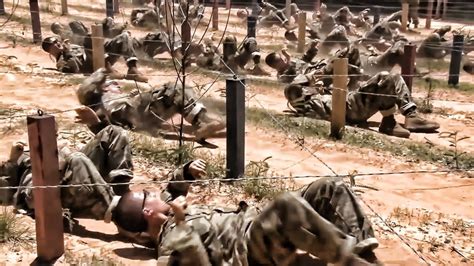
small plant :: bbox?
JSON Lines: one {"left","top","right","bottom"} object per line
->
{"left": 439, "top": 131, "right": 470, "bottom": 169}
{"left": 0, "top": 207, "right": 33, "bottom": 246}
{"left": 418, "top": 212, "right": 433, "bottom": 226}
{"left": 240, "top": 157, "right": 285, "bottom": 201}
{"left": 417, "top": 77, "right": 434, "bottom": 114}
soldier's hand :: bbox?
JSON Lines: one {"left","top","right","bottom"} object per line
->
{"left": 169, "top": 196, "right": 187, "bottom": 225}
{"left": 74, "top": 106, "right": 101, "bottom": 126}
{"left": 188, "top": 159, "right": 207, "bottom": 179}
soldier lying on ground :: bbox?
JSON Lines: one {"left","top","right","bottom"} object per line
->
{"left": 221, "top": 35, "right": 269, "bottom": 75}
{"left": 41, "top": 32, "right": 148, "bottom": 82}
{"left": 360, "top": 21, "right": 403, "bottom": 52}
{"left": 0, "top": 125, "right": 207, "bottom": 239}
{"left": 50, "top": 17, "right": 127, "bottom": 45}
{"left": 285, "top": 72, "right": 440, "bottom": 138}
{"left": 237, "top": 0, "right": 299, "bottom": 31}
{"left": 76, "top": 69, "right": 225, "bottom": 144}
{"left": 417, "top": 26, "right": 451, "bottom": 59}
{"left": 0, "top": 137, "right": 380, "bottom": 264}
{"left": 109, "top": 176, "right": 380, "bottom": 265}
{"left": 130, "top": 0, "right": 204, "bottom": 29}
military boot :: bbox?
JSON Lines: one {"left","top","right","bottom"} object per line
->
{"left": 105, "top": 58, "right": 125, "bottom": 80}
{"left": 126, "top": 58, "right": 148, "bottom": 83}
{"left": 404, "top": 111, "right": 440, "bottom": 132}
{"left": 379, "top": 115, "right": 410, "bottom": 138}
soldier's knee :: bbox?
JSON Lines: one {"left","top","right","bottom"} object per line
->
{"left": 301, "top": 177, "right": 341, "bottom": 200}
{"left": 67, "top": 152, "right": 90, "bottom": 168}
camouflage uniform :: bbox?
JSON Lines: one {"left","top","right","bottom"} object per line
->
{"left": 417, "top": 28, "right": 450, "bottom": 59}
{"left": 156, "top": 177, "right": 376, "bottom": 265}
{"left": 0, "top": 125, "right": 130, "bottom": 218}
{"left": 77, "top": 70, "right": 217, "bottom": 138}
{"left": 54, "top": 32, "right": 140, "bottom": 74}
{"left": 287, "top": 72, "right": 416, "bottom": 124}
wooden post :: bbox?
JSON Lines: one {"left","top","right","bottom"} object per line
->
{"left": 164, "top": 0, "right": 172, "bottom": 34}
{"left": 212, "top": 0, "right": 218, "bottom": 30}
{"left": 435, "top": 0, "right": 441, "bottom": 18}
{"left": 114, "top": 0, "right": 120, "bottom": 14}
{"left": 373, "top": 6, "right": 381, "bottom": 26}
{"left": 27, "top": 115, "right": 64, "bottom": 263}
{"left": 29, "top": 0, "right": 42, "bottom": 44}
{"left": 442, "top": 0, "right": 447, "bottom": 19}
{"left": 401, "top": 3, "right": 409, "bottom": 32}
{"left": 297, "top": 11, "right": 306, "bottom": 53}
{"left": 401, "top": 44, "right": 416, "bottom": 92}
{"left": 181, "top": 18, "right": 191, "bottom": 55}
{"left": 91, "top": 25, "right": 105, "bottom": 71}
{"left": 285, "top": 0, "right": 291, "bottom": 19}
{"left": 0, "top": 0, "right": 5, "bottom": 15}
{"left": 106, "top": 0, "right": 114, "bottom": 18}
{"left": 247, "top": 15, "right": 257, "bottom": 38}
{"left": 225, "top": 0, "right": 230, "bottom": 10}
{"left": 425, "top": 0, "right": 433, "bottom": 29}
{"left": 448, "top": 35, "right": 464, "bottom": 87}
{"left": 331, "top": 58, "right": 348, "bottom": 139}
{"left": 60, "top": 0, "right": 68, "bottom": 15}
{"left": 226, "top": 78, "right": 245, "bottom": 179}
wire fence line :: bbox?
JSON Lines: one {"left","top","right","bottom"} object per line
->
{"left": 0, "top": 168, "right": 472, "bottom": 190}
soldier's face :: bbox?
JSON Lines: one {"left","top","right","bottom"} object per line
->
{"left": 142, "top": 191, "right": 171, "bottom": 233}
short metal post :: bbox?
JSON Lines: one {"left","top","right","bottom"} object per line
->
{"left": 212, "top": 0, "right": 218, "bottom": 30}
{"left": 373, "top": 6, "right": 380, "bottom": 25}
{"left": 106, "top": 0, "right": 114, "bottom": 18}
{"left": 226, "top": 78, "right": 245, "bottom": 179}
{"left": 61, "top": 0, "right": 68, "bottom": 15}
{"left": 401, "top": 3, "right": 409, "bottom": 32}
{"left": 426, "top": 0, "right": 433, "bottom": 29}
{"left": 448, "top": 35, "right": 464, "bottom": 87}
{"left": 247, "top": 15, "right": 257, "bottom": 38}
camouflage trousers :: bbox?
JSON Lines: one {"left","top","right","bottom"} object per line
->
{"left": 247, "top": 177, "right": 375, "bottom": 264}
{"left": 0, "top": 125, "right": 130, "bottom": 219}
{"left": 299, "top": 72, "right": 415, "bottom": 124}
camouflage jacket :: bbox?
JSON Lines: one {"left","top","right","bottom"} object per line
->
{"left": 56, "top": 44, "right": 93, "bottom": 74}
{"left": 156, "top": 203, "right": 259, "bottom": 266}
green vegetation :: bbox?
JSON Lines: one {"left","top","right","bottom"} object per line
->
{"left": 0, "top": 207, "right": 33, "bottom": 246}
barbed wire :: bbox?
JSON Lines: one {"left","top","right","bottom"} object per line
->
{"left": 0, "top": 167, "right": 471, "bottom": 190}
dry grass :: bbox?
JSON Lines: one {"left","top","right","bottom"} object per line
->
{"left": 0, "top": 207, "right": 34, "bottom": 246}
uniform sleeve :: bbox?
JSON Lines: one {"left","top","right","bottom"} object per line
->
{"left": 56, "top": 54, "right": 82, "bottom": 73}
{"left": 158, "top": 223, "right": 211, "bottom": 265}
{"left": 160, "top": 162, "right": 195, "bottom": 202}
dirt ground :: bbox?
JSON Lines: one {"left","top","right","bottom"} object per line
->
{"left": 0, "top": 1, "right": 473, "bottom": 265}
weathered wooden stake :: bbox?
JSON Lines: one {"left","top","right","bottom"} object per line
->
{"left": 448, "top": 34, "right": 464, "bottom": 87}
{"left": 373, "top": 6, "right": 380, "bottom": 26}
{"left": 113, "top": 0, "right": 120, "bottom": 14}
{"left": 60, "top": 0, "right": 68, "bottom": 15}
{"left": 181, "top": 18, "right": 191, "bottom": 55}
{"left": 426, "top": 0, "right": 433, "bottom": 29}
{"left": 226, "top": 78, "right": 245, "bottom": 179}
{"left": 330, "top": 58, "right": 348, "bottom": 139}
{"left": 212, "top": 0, "right": 219, "bottom": 30}
{"left": 91, "top": 24, "right": 105, "bottom": 71}
{"left": 297, "top": 11, "right": 306, "bottom": 53}
{"left": 247, "top": 15, "right": 257, "bottom": 38}
{"left": 0, "top": 0, "right": 5, "bottom": 15}
{"left": 106, "top": 0, "right": 114, "bottom": 18}
{"left": 435, "top": 0, "right": 441, "bottom": 18}
{"left": 401, "top": 44, "right": 417, "bottom": 92}
{"left": 29, "top": 0, "right": 42, "bottom": 43}
{"left": 164, "top": 0, "right": 172, "bottom": 34}
{"left": 225, "top": 0, "right": 230, "bottom": 10}
{"left": 401, "top": 3, "right": 409, "bottom": 32}
{"left": 27, "top": 115, "right": 64, "bottom": 263}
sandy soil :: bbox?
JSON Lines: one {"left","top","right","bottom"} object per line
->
{"left": 0, "top": 1, "right": 473, "bottom": 265}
